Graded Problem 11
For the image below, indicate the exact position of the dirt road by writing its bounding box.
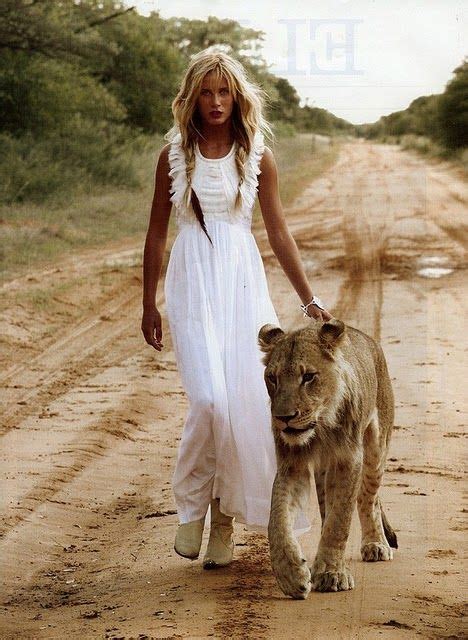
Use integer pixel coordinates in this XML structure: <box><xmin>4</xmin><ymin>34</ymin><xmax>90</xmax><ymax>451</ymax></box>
<box><xmin>1</xmin><ymin>141</ymin><xmax>466</xmax><ymax>639</ymax></box>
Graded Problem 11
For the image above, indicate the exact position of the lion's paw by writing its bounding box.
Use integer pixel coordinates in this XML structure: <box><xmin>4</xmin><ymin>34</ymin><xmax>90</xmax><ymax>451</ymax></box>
<box><xmin>361</xmin><ymin>542</ymin><xmax>393</xmax><ymax>562</ymax></box>
<box><xmin>273</xmin><ymin>558</ymin><xmax>311</xmax><ymax>600</ymax></box>
<box><xmin>311</xmin><ymin>567</ymin><xmax>354</xmax><ymax>592</ymax></box>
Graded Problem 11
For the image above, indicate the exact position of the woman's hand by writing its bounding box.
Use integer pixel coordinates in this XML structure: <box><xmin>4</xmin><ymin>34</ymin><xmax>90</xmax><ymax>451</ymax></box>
<box><xmin>141</xmin><ymin>304</ymin><xmax>163</xmax><ymax>351</ymax></box>
<box><xmin>305</xmin><ymin>305</ymin><xmax>333</xmax><ymax>322</ymax></box>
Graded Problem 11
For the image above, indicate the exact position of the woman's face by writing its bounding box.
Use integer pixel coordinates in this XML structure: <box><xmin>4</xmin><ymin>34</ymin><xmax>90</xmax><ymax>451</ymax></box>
<box><xmin>196</xmin><ymin>71</ymin><xmax>234</xmax><ymax>126</ymax></box>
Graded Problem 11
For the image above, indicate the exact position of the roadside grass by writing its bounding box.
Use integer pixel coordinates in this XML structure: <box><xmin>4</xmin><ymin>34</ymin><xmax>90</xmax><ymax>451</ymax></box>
<box><xmin>376</xmin><ymin>134</ymin><xmax>467</xmax><ymax>175</ymax></box>
<box><xmin>259</xmin><ymin>133</ymin><xmax>340</xmax><ymax>223</ymax></box>
<box><xmin>0</xmin><ymin>132</ymin><xmax>341</xmax><ymax>284</ymax></box>
<box><xmin>6</xmin><ymin>274</ymin><xmax>89</xmax><ymax>315</ymax></box>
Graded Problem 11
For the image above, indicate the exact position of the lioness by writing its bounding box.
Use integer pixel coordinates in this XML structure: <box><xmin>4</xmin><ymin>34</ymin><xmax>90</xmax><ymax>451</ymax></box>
<box><xmin>258</xmin><ymin>319</ymin><xmax>398</xmax><ymax>599</ymax></box>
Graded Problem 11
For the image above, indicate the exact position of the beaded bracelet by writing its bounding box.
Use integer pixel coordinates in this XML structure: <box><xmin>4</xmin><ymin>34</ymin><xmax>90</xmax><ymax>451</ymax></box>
<box><xmin>300</xmin><ymin>295</ymin><xmax>326</xmax><ymax>317</ymax></box>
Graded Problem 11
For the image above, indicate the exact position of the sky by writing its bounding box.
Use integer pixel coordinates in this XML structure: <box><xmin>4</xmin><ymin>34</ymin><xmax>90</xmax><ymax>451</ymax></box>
<box><xmin>131</xmin><ymin>0</ymin><xmax>467</xmax><ymax>125</ymax></box>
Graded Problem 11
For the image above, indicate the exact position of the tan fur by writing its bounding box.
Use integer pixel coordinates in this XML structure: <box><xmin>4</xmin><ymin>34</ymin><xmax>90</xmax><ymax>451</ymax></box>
<box><xmin>258</xmin><ymin>319</ymin><xmax>397</xmax><ymax>600</ymax></box>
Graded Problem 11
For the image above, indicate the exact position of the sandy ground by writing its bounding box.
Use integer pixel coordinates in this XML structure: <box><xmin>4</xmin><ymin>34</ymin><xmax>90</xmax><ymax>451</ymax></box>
<box><xmin>0</xmin><ymin>141</ymin><xmax>466</xmax><ymax>640</ymax></box>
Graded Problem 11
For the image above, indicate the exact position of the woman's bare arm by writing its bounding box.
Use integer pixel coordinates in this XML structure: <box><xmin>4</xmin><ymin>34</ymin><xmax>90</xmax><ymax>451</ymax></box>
<box><xmin>257</xmin><ymin>146</ymin><xmax>331</xmax><ymax>321</ymax></box>
<box><xmin>141</xmin><ymin>143</ymin><xmax>173</xmax><ymax>350</ymax></box>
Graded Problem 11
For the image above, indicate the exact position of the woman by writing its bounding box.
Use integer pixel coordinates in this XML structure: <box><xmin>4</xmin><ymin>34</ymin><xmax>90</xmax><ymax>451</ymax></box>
<box><xmin>141</xmin><ymin>48</ymin><xmax>332</xmax><ymax>569</ymax></box>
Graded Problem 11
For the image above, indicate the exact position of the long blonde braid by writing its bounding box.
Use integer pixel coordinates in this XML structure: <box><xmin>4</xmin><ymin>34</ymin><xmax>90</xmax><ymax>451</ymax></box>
<box><xmin>184</xmin><ymin>144</ymin><xmax>213</xmax><ymax>246</ymax></box>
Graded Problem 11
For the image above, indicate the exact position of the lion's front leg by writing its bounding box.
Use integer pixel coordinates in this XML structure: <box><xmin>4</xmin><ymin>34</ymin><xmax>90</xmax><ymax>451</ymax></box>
<box><xmin>311</xmin><ymin>457</ymin><xmax>362</xmax><ymax>592</ymax></box>
<box><xmin>268</xmin><ymin>469</ymin><xmax>311</xmax><ymax>600</ymax></box>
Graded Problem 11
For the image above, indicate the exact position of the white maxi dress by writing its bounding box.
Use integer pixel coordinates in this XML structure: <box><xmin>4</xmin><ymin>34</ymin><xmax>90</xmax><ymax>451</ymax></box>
<box><xmin>164</xmin><ymin>131</ymin><xmax>310</xmax><ymax>535</ymax></box>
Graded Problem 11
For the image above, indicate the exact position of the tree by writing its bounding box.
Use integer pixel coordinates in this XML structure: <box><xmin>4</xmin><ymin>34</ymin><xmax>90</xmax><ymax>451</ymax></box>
<box><xmin>0</xmin><ymin>50</ymin><xmax>126</xmax><ymax>135</ymax></box>
<box><xmin>437</xmin><ymin>59</ymin><xmax>468</xmax><ymax>149</ymax></box>
<box><xmin>269</xmin><ymin>77</ymin><xmax>300</xmax><ymax>123</ymax></box>
<box><xmin>0</xmin><ymin>0</ymin><xmax>133</xmax><ymax>62</ymax></box>
<box><xmin>295</xmin><ymin>105</ymin><xmax>353</xmax><ymax>134</ymax></box>
<box><xmin>163</xmin><ymin>15</ymin><xmax>266</xmax><ymax>69</ymax></box>
<box><xmin>0</xmin><ymin>0</ymin><xmax>136</xmax><ymax>135</ymax></box>
<box><xmin>96</xmin><ymin>11</ymin><xmax>186</xmax><ymax>132</ymax></box>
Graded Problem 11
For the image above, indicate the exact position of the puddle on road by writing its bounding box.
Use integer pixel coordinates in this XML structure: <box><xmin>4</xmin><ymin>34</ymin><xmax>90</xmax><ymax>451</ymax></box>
<box><xmin>417</xmin><ymin>267</ymin><xmax>454</xmax><ymax>278</ymax></box>
<box><xmin>417</xmin><ymin>255</ymin><xmax>454</xmax><ymax>278</ymax></box>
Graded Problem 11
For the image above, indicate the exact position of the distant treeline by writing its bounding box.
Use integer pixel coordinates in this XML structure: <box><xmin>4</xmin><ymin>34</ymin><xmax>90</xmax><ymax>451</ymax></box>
<box><xmin>357</xmin><ymin>59</ymin><xmax>467</xmax><ymax>154</ymax></box>
<box><xmin>0</xmin><ymin>0</ymin><xmax>353</xmax><ymax>204</ymax></box>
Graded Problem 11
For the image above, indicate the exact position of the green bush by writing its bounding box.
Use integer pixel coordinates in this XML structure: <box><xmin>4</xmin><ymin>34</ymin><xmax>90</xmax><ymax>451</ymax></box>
<box><xmin>400</xmin><ymin>134</ymin><xmax>451</xmax><ymax>160</ymax></box>
<box><xmin>0</xmin><ymin>132</ymin><xmax>83</xmax><ymax>203</ymax></box>
<box><xmin>0</xmin><ymin>118</ymin><xmax>150</xmax><ymax>204</ymax></box>
<box><xmin>0</xmin><ymin>52</ymin><xmax>126</xmax><ymax>136</ymax></box>
<box><xmin>460</xmin><ymin>148</ymin><xmax>468</xmax><ymax>172</ymax></box>
<box><xmin>437</xmin><ymin>60</ymin><xmax>468</xmax><ymax>150</ymax></box>
<box><xmin>271</xmin><ymin>121</ymin><xmax>297</xmax><ymax>139</ymax></box>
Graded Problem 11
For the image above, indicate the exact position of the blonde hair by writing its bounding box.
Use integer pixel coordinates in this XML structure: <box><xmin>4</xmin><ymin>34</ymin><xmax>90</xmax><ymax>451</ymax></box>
<box><xmin>164</xmin><ymin>47</ymin><xmax>274</xmax><ymax>244</ymax></box>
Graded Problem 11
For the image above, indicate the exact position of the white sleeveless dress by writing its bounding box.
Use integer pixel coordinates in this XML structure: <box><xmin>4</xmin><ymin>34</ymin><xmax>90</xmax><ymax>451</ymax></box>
<box><xmin>164</xmin><ymin>131</ymin><xmax>310</xmax><ymax>534</ymax></box>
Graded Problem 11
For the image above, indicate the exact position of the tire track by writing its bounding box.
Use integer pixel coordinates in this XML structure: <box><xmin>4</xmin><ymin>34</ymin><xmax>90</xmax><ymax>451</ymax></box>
<box><xmin>1</xmin><ymin>286</ymin><xmax>165</xmax><ymax>436</ymax></box>
<box><xmin>0</xmin><ymin>288</ymin><xmax>139</xmax><ymax>385</ymax></box>
<box><xmin>0</xmin><ymin>397</ymin><xmax>142</xmax><ymax>537</ymax></box>
<box><xmin>332</xmin><ymin>188</ymin><xmax>385</xmax><ymax>341</ymax></box>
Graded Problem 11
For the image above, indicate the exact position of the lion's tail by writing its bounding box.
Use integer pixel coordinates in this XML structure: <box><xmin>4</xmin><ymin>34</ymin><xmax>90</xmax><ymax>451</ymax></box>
<box><xmin>378</xmin><ymin>497</ymin><xmax>398</xmax><ymax>549</ymax></box>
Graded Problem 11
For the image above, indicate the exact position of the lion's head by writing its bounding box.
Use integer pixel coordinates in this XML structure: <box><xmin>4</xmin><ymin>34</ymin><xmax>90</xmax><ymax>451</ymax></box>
<box><xmin>258</xmin><ymin>319</ymin><xmax>348</xmax><ymax>447</ymax></box>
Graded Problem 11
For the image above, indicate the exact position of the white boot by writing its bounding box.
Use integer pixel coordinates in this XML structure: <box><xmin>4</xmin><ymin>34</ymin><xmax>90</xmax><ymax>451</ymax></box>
<box><xmin>202</xmin><ymin>498</ymin><xmax>234</xmax><ymax>570</ymax></box>
<box><xmin>174</xmin><ymin>515</ymin><xmax>206</xmax><ymax>559</ymax></box>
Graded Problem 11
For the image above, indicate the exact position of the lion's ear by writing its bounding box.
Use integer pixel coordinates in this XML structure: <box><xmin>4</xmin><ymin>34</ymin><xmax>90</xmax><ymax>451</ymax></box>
<box><xmin>258</xmin><ymin>324</ymin><xmax>285</xmax><ymax>355</ymax></box>
<box><xmin>319</xmin><ymin>319</ymin><xmax>346</xmax><ymax>349</ymax></box>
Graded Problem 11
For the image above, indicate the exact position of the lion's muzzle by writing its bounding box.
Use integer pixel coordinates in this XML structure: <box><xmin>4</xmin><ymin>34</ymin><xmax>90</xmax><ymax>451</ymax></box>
<box><xmin>283</xmin><ymin>423</ymin><xmax>316</xmax><ymax>435</ymax></box>
<box><xmin>282</xmin><ymin>422</ymin><xmax>317</xmax><ymax>436</ymax></box>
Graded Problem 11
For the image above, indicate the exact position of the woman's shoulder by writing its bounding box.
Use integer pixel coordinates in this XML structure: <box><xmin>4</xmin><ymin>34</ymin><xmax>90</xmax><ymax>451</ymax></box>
<box><xmin>153</xmin><ymin>143</ymin><xmax>171</xmax><ymax>179</ymax></box>
<box><xmin>167</xmin><ymin>133</ymin><xmax>186</xmax><ymax>173</ymax></box>
<box><xmin>258</xmin><ymin>145</ymin><xmax>276</xmax><ymax>179</ymax></box>
<box><xmin>158</xmin><ymin>142</ymin><xmax>171</xmax><ymax>161</ymax></box>
<box><xmin>260</xmin><ymin>144</ymin><xmax>274</xmax><ymax>162</ymax></box>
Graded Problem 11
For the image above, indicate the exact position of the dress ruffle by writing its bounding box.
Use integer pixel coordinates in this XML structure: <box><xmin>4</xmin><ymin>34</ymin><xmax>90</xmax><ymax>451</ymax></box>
<box><xmin>238</xmin><ymin>130</ymin><xmax>265</xmax><ymax>213</ymax></box>
<box><xmin>168</xmin><ymin>132</ymin><xmax>188</xmax><ymax>211</ymax></box>
<box><xmin>168</xmin><ymin>131</ymin><xmax>265</xmax><ymax>218</ymax></box>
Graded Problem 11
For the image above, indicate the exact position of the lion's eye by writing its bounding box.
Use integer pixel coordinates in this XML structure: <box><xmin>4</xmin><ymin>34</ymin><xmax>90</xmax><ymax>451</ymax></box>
<box><xmin>267</xmin><ymin>373</ymin><xmax>276</xmax><ymax>385</ymax></box>
<box><xmin>302</xmin><ymin>372</ymin><xmax>317</xmax><ymax>383</ymax></box>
